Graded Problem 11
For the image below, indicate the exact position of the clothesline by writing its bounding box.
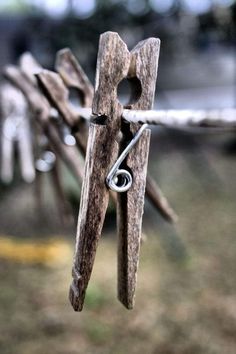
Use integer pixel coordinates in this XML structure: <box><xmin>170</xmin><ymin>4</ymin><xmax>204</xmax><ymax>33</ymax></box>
<box><xmin>74</xmin><ymin>107</ymin><xmax>236</xmax><ymax>129</ymax></box>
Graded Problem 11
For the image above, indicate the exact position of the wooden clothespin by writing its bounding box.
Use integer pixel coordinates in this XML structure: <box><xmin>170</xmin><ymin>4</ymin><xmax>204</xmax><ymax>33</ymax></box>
<box><xmin>0</xmin><ymin>81</ymin><xmax>35</xmax><ymax>184</ymax></box>
<box><xmin>36</xmin><ymin>48</ymin><xmax>93</xmax><ymax>155</ymax></box>
<box><xmin>69</xmin><ymin>31</ymin><xmax>160</xmax><ymax>311</ymax></box>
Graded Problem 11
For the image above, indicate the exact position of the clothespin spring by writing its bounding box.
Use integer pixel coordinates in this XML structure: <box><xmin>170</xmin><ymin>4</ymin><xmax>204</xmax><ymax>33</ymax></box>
<box><xmin>106</xmin><ymin>123</ymin><xmax>148</xmax><ymax>192</ymax></box>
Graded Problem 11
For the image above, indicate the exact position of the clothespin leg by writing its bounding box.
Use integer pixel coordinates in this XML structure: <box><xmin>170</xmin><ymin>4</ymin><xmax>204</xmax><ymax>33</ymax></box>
<box><xmin>69</xmin><ymin>124</ymin><xmax>112</xmax><ymax>310</ymax></box>
<box><xmin>117</xmin><ymin>37</ymin><xmax>160</xmax><ymax>309</ymax></box>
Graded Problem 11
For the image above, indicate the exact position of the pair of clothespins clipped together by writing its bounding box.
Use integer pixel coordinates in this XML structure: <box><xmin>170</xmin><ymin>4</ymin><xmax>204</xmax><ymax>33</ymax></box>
<box><xmin>0</xmin><ymin>81</ymin><xmax>35</xmax><ymax>184</ymax></box>
<box><xmin>69</xmin><ymin>31</ymin><xmax>160</xmax><ymax>311</ymax></box>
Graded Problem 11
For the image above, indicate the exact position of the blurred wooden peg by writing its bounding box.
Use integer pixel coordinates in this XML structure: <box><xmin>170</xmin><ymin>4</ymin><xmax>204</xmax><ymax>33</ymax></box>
<box><xmin>0</xmin><ymin>81</ymin><xmax>35</xmax><ymax>184</ymax></box>
<box><xmin>35</xmin><ymin>51</ymin><xmax>100</xmax><ymax>166</ymax></box>
<box><xmin>55</xmin><ymin>48</ymin><xmax>93</xmax><ymax>108</ymax></box>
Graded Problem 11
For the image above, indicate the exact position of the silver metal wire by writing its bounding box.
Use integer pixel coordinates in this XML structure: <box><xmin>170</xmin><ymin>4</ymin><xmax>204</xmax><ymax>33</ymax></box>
<box><xmin>106</xmin><ymin>123</ymin><xmax>148</xmax><ymax>192</ymax></box>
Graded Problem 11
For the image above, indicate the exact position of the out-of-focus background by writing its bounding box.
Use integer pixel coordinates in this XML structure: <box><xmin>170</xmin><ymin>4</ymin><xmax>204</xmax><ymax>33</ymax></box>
<box><xmin>0</xmin><ymin>1</ymin><xmax>236</xmax><ymax>354</ymax></box>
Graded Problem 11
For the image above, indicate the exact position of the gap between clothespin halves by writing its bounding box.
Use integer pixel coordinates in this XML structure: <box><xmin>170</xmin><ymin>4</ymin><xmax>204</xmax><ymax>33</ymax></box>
<box><xmin>69</xmin><ymin>31</ymin><xmax>161</xmax><ymax>311</ymax></box>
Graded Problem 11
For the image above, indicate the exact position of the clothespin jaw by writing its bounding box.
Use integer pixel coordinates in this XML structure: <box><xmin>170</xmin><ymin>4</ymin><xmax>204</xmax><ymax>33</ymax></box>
<box><xmin>36</xmin><ymin>69</ymin><xmax>77</xmax><ymax>128</ymax></box>
<box><xmin>69</xmin><ymin>31</ymin><xmax>160</xmax><ymax>311</ymax></box>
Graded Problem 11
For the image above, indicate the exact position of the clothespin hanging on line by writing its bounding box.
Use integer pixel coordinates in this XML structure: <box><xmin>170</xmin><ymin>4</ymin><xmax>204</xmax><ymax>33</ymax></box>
<box><xmin>37</xmin><ymin>48</ymin><xmax>177</xmax><ymax>223</ymax></box>
<box><xmin>69</xmin><ymin>31</ymin><xmax>160</xmax><ymax>311</ymax></box>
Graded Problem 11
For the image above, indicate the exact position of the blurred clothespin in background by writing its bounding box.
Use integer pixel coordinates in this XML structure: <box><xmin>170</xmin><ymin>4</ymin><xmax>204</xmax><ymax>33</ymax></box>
<box><xmin>36</xmin><ymin>48</ymin><xmax>94</xmax><ymax>155</ymax></box>
<box><xmin>0</xmin><ymin>81</ymin><xmax>35</xmax><ymax>184</ymax></box>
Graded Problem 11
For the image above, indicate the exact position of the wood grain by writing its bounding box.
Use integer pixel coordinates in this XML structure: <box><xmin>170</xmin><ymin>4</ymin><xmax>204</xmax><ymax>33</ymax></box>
<box><xmin>37</xmin><ymin>68</ymin><xmax>88</xmax><ymax>154</ymax></box>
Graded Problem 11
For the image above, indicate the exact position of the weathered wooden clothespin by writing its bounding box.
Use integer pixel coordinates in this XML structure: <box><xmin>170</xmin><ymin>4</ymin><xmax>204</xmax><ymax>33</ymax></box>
<box><xmin>0</xmin><ymin>81</ymin><xmax>35</xmax><ymax>184</ymax></box>
<box><xmin>69</xmin><ymin>31</ymin><xmax>160</xmax><ymax>311</ymax></box>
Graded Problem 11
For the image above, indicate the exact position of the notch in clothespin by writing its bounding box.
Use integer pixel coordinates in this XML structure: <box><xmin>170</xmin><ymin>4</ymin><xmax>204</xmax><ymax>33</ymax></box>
<box><xmin>69</xmin><ymin>31</ymin><xmax>160</xmax><ymax>311</ymax></box>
